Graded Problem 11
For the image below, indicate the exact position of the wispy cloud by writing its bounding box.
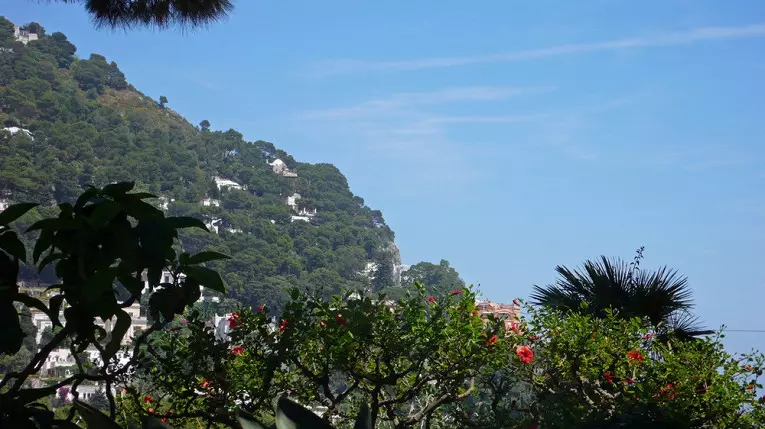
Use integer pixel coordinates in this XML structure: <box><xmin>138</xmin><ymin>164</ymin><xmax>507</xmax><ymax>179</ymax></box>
<box><xmin>302</xmin><ymin>86</ymin><xmax>551</xmax><ymax>118</ymax></box>
<box><xmin>308</xmin><ymin>23</ymin><xmax>765</xmax><ymax>76</ymax></box>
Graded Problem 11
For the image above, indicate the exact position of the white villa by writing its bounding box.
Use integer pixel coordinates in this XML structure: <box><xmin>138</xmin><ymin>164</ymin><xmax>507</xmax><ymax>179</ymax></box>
<box><xmin>2</xmin><ymin>126</ymin><xmax>34</xmax><ymax>139</ymax></box>
<box><xmin>268</xmin><ymin>159</ymin><xmax>298</xmax><ymax>178</ymax></box>
<box><xmin>201</xmin><ymin>197</ymin><xmax>220</xmax><ymax>207</ymax></box>
<box><xmin>13</xmin><ymin>26</ymin><xmax>38</xmax><ymax>44</ymax></box>
<box><xmin>214</xmin><ymin>176</ymin><xmax>244</xmax><ymax>191</ymax></box>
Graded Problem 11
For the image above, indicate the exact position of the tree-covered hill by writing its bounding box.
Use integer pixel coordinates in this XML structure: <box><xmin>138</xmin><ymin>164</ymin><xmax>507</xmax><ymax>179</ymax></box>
<box><xmin>0</xmin><ymin>18</ymin><xmax>454</xmax><ymax>313</ymax></box>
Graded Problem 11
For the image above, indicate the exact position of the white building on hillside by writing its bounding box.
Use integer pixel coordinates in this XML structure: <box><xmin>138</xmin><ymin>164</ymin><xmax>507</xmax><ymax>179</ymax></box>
<box><xmin>3</xmin><ymin>127</ymin><xmax>34</xmax><ymax>139</ymax></box>
<box><xmin>268</xmin><ymin>159</ymin><xmax>298</xmax><ymax>178</ymax></box>
<box><xmin>201</xmin><ymin>197</ymin><xmax>220</xmax><ymax>207</ymax></box>
<box><xmin>13</xmin><ymin>26</ymin><xmax>38</xmax><ymax>44</ymax></box>
<box><xmin>214</xmin><ymin>176</ymin><xmax>244</xmax><ymax>191</ymax></box>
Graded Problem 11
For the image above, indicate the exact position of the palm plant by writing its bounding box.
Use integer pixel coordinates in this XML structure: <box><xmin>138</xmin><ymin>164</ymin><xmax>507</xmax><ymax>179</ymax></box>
<box><xmin>54</xmin><ymin>0</ymin><xmax>234</xmax><ymax>29</ymax></box>
<box><xmin>530</xmin><ymin>248</ymin><xmax>712</xmax><ymax>339</ymax></box>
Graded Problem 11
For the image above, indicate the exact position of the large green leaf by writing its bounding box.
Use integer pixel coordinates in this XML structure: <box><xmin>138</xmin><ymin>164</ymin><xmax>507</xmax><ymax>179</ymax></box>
<box><xmin>183</xmin><ymin>265</ymin><xmax>226</xmax><ymax>293</ymax></box>
<box><xmin>353</xmin><ymin>403</ymin><xmax>371</xmax><ymax>429</ymax></box>
<box><xmin>163</xmin><ymin>216</ymin><xmax>209</xmax><ymax>232</ymax></box>
<box><xmin>103</xmin><ymin>309</ymin><xmax>130</xmax><ymax>362</ymax></box>
<box><xmin>33</xmin><ymin>228</ymin><xmax>54</xmax><ymax>263</ymax></box>
<box><xmin>89</xmin><ymin>201</ymin><xmax>123</xmax><ymax>227</ymax></box>
<box><xmin>0</xmin><ymin>202</ymin><xmax>38</xmax><ymax>226</ymax></box>
<box><xmin>102</xmin><ymin>182</ymin><xmax>135</xmax><ymax>197</ymax></box>
<box><xmin>275</xmin><ymin>396</ymin><xmax>334</xmax><ymax>429</ymax></box>
<box><xmin>187</xmin><ymin>251</ymin><xmax>231</xmax><ymax>265</ymax></box>
<box><xmin>0</xmin><ymin>230</ymin><xmax>26</xmax><ymax>262</ymax></box>
<box><xmin>0</xmin><ymin>298</ymin><xmax>23</xmax><ymax>356</ymax></box>
<box><xmin>74</xmin><ymin>400</ymin><xmax>123</xmax><ymax>429</ymax></box>
<box><xmin>236</xmin><ymin>410</ymin><xmax>269</xmax><ymax>429</ymax></box>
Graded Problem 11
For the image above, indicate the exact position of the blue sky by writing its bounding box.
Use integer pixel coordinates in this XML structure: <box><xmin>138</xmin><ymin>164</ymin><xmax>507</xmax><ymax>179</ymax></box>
<box><xmin>5</xmin><ymin>1</ymin><xmax>765</xmax><ymax>353</ymax></box>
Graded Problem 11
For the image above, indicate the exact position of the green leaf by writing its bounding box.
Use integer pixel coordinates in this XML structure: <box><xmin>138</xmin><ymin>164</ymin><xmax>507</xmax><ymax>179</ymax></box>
<box><xmin>0</xmin><ymin>230</ymin><xmax>26</xmax><ymax>262</ymax></box>
<box><xmin>183</xmin><ymin>265</ymin><xmax>226</xmax><ymax>293</ymax></box>
<box><xmin>0</xmin><ymin>203</ymin><xmax>38</xmax><ymax>226</ymax></box>
<box><xmin>33</xmin><ymin>229</ymin><xmax>54</xmax><ymax>263</ymax></box>
<box><xmin>163</xmin><ymin>216</ymin><xmax>208</xmax><ymax>232</ymax></box>
<box><xmin>187</xmin><ymin>251</ymin><xmax>231</xmax><ymax>265</ymax></box>
<box><xmin>74</xmin><ymin>400</ymin><xmax>123</xmax><ymax>429</ymax></box>
<box><xmin>102</xmin><ymin>182</ymin><xmax>135</xmax><ymax>197</ymax></box>
<box><xmin>38</xmin><ymin>252</ymin><xmax>64</xmax><ymax>271</ymax></box>
<box><xmin>74</xmin><ymin>187</ymin><xmax>99</xmax><ymax>212</ymax></box>
<box><xmin>103</xmin><ymin>309</ymin><xmax>130</xmax><ymax>362</ymax></box>
<box><xmin>26</xmin><ymin>218</ymin><xmax>77</xmax><ymax>233</ymax></box>
<box><xmin>142</xmin><ymin>415</ymin><xmax>170</xmax><ymax>429</ymax></box>
<box><xmin>0</xmin><ymin>298</ymin><xmax>23</xmax><ymax>356</ymax></box>
<box><xmin>354</xmin><ymin>403</ymin><xmax>372</xmax><ymax>429</ymax></box>
<box><xmin>236</xmin><ymin>410</ymin><xmax>269</xmax><ymax>429</ymax></box>
<box><xmin>89</xmin><ymin>201</ymin><xmax>123</xmax><ymax>227</ymax></box>
<box><xmin>275</xmin><ymin>396</ymin><xmax>334</xmax><ymax>429</ymax></box>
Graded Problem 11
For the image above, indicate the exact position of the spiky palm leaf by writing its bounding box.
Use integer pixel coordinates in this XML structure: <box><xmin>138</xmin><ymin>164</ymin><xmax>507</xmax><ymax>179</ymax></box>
<box><xmin>531</xmin><ymin>255</ymin><xmax>709</xmax><ymax>339</ymax></box>
<box><xmin>54</xmin><ymin>0</ymin><xmax>234</xmax><ymax>29</ymax></box>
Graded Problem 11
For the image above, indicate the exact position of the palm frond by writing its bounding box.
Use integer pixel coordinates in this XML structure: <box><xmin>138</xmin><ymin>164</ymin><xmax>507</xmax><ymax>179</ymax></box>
<box><xmin>54</xmin><ymin>0</ymin><xmax>234</xmax><ymax>29</ymax></box>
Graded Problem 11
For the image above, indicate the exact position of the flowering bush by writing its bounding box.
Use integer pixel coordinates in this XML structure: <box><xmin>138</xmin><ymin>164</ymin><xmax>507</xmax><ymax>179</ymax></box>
<box><xmin>458</xmin><ymin>304</ymin><xmax>765</xmax><ymax>429</ymax></box>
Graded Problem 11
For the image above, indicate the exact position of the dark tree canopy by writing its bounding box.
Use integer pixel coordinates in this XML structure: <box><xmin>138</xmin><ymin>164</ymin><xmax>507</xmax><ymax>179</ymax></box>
<box><xmin>53</xmin><ymin>0</ymin><xmax>234</xmax><ymax>29</ymax></box>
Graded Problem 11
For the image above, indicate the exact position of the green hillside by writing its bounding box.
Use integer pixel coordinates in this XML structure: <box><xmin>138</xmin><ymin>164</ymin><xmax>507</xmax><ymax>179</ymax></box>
<box><xmin>0</xmin><ymin>18</ymin><xmax>450</xmax><ymax>313</ymax></box>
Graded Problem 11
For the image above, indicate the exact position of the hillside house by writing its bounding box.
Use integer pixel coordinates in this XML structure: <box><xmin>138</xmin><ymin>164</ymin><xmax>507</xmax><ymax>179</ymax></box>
<box><xmin>201</xmin><ymin>197</ymin><xmax>220</xmax><ymax>207</ymax></box>
<box><xmin>0</xmin><ymin>198</ymin><xmax>10</xmax><ymax>212</ymax></box>
<box><xmin>13</xmin><ymin>26</ymin><xmax>38</xmax><ymax>44</ymax></box>
<box><xmin>475</xmin><ymin>301</ymin><xmax>521</xmax><ymax>332</ymax></box>
<box><xmin>214</xmin><ymin>176</ymin><xmax>244</xmax><ymax>191</ymax></box>
<box><xmin>269</xmin><ymin>159</ymin><xmax>298</xmax><ymax>178</ymax></box>
<box><xmin>3</xmin><ymin>126</ymin><xmax>34</xmax><ymax>139</ymax></box>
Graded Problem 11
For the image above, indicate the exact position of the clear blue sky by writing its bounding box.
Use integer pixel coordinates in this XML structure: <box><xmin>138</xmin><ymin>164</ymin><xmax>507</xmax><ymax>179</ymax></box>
<box><xmin>5</xmin><ymin>1</ymin><xmax>765</xmax><ymax>353</ymax></box>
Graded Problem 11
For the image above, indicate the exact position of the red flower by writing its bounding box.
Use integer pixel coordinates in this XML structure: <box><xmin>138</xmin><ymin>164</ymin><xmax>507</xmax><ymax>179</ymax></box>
<box><xmin>510</xmin><ymin>320</ymin><xmax>521</xmax><ymax>334</ymax></box>
<box><xmin>486</xmin><ymin>335</ymin><xmax>498</xmax><ymax>346</ymax></box>
<box><xmin>278</xmin><ymin>319</ymin><xmax>288</xmax><ymax>333</ymax></box>
<box><xmin>257</xmin><ymin>305</ymin><xmax>264</xmax><ymax>313</ymax></box>
<box><xmin>760</xmin><ymin>394</ymin><xmax>765</xmax><ymax>404</ymax></box>
<box><xmin>603</xmin><ymin>371</ymin><xmax>615</xmax><ymax>384</ymax></box>
<box><xmin>228</xmin><ymin>312</ymin><xmax>240</xmax><ymax>328</ymax></box>
<box><xmin>744</xmin><ymin>365</ymin><xmax>754</xmax><ymax>372</ymax></box>
<box><xmin>148</xmin><ymin>407</ymin><xmax>154</xmax><ymax>414</ymax></box>
<box><xmin>747</xmin><ymin>384</ymin><xmax>755</xmax><ymax>391</ymax></box>
<box><xmin>627</xmin><ymin>350</ymin><xmax>644</xmax><ymax>363</ymax></box>
<box><xmin>470</xmin><ymin>310</ymin><xmax>480</xmax><ymax>317</ymax></box>
<box><xmin>513</xmin><ymin>298</ymin><xmax>520</xmax><ymax>306</ymax></box>
<box><xmin>642</xmin><ymin>334</ymin><xmax>656</xmax><ymax>340</ymax></box>
<box><xmin>428</xmin><ymin>296</ymin><xmax>436</xmax><ymax>303</ymax></box>
<box><xmin>161</xmin><ymin>418</ymin><xmax>168</xmax><ymax>423</ymax></box>
<box><xmin>450</xmin><ymin>289</ymin><xmax>463</xmax><ymax>296</ymax></box>
<box><xmin>516</xmin><ymin>346</ymin><xmax>534</xmax><ymax>364</ymax></box>
<box><xmin>623</xmin><ymin>377</ymin><xmax>636</xmax><ymax>385</ymax></box>
<box><xmin>527</xmin><ymin>335</ymin><xmax>540</xmax><ymax>342</ymax></box>
<box><xmin>201</xmin><ymin>379</ymin><xmax>211</xmax><ymax>389</ymax></box>
<box><xmin>144</xmin><ymin>396</ymin><xmax>152</xmax><ymax>403</ymax></box>
<box><xmin>320</xmin><ymin>321</ymin><xmax>326</xmax><ymax>327</ymax></box>
<box><xmin>336</xmin><ymin>313</ymin><xmax>347</xmax><ymax>326</ymax></box>
<box><xmin>121</xmin><ymin>388</ymin><xmax>127</xmax><ymax>395</ymax></box>
<box><xmin>232</xmin><ymin>346</ymin><xmax>244</xmax><ymax>356</ymax></box>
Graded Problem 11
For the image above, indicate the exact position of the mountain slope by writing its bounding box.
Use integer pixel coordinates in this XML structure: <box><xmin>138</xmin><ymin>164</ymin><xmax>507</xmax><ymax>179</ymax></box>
<box><xmin>0</xmin><ymin>18</ymin><xmax>407</xmax><ymax>313</ymax></box>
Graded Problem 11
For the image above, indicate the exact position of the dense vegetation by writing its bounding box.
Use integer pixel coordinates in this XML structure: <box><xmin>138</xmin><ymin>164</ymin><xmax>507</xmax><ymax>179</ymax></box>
<box><xmin>0</xmin><ymin>17</ymin><xmax>432</xmax><ymax>313</ymax></box>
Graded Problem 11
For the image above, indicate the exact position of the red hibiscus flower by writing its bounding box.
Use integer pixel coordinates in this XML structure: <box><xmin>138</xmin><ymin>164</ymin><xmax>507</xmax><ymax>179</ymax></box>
<box><xmin>161</xmin><ymin>418</ymin><xmax>168</xmax><ymax>423</ymax></box>
<box><xmin>642</xmin><ymin>333</ymin><xmax>655</xmax><ymax>340</ymax></box>
<box><xmin>527</xmin><ymin>335</ymin><xmax>540</xmax><ymax>342</ymax></box>
<box><xmin>144</xmin><ymin>396</ymin><xmax>152</xmax><ymax>403</ymax></box>
<box><xmin>450</xmin><ymin>289</ymin><xmax>463</xmax><ymax>296</ymax></box>
<box><xmin>486</xmin><ymin>335</ymin><xmax>498</xmax><ymax>346</ymax></box>
<box><xmin>759</xmin><ymin>394</ymin><xmax>765</xmax><ymax>404</ymax></box>
<box><xmin>228</xmin><ymin>312</ymin><xmax>240</xmax><ymax>328</ymax></box>
<box><xmin>257</xmin><ymin>305</ymin><xmax>264</xmax><ymax>313</ymax></box>
<box><xmin>148</xmin><ymin>408</ymin><xmax>154</xmax><ymax>414</ymax></box>
<box><xmin>278</xmin><ymin>319</ymin><xmax>288</xmax><ymax>333</ymax></box>
<box><xmin>428</xmin><ymin>296</ymin><xmax>436</xmax><ymax>303</ymax></box>
<box><xmin>201</xmin><ymin>379</ymin><xmax>211</xmax><ymax>389</ymax></box>
<box><xmin>516</xmin><ymin>346</ymin><xmax>534</xmax><ymax>364</ymax></box>
<box><xmin>603</xmin><ymin>371</ymin><xmax>615</xmax><ymax>384</ymax></box>
<box><xmin>336</xmin><ymin>313</ymin><xmax>347</xmax><ymax>326</ymax></box>
<box><xmin>623</xmin><ymin>377</ymin><xmax>636</xmax><ymax>385</ymax></box>
<box><xmin>232</xmin><ymin>346</ymin><xmax>245</xmax><ymax>356</ymax></box>
<box><xmin>320</xmin><ymin>321</ymin><xmax>326</xmax><ymax>327</ymax></box>
<box><xmin>513</xmin><ymin>298</ymin><xmax>520</xmax><ymax>306</ymax></box>
<box><xmin>627</xmin><ymin>350</ymin><xmax>644</xmax><ymax>363</ymax></box>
